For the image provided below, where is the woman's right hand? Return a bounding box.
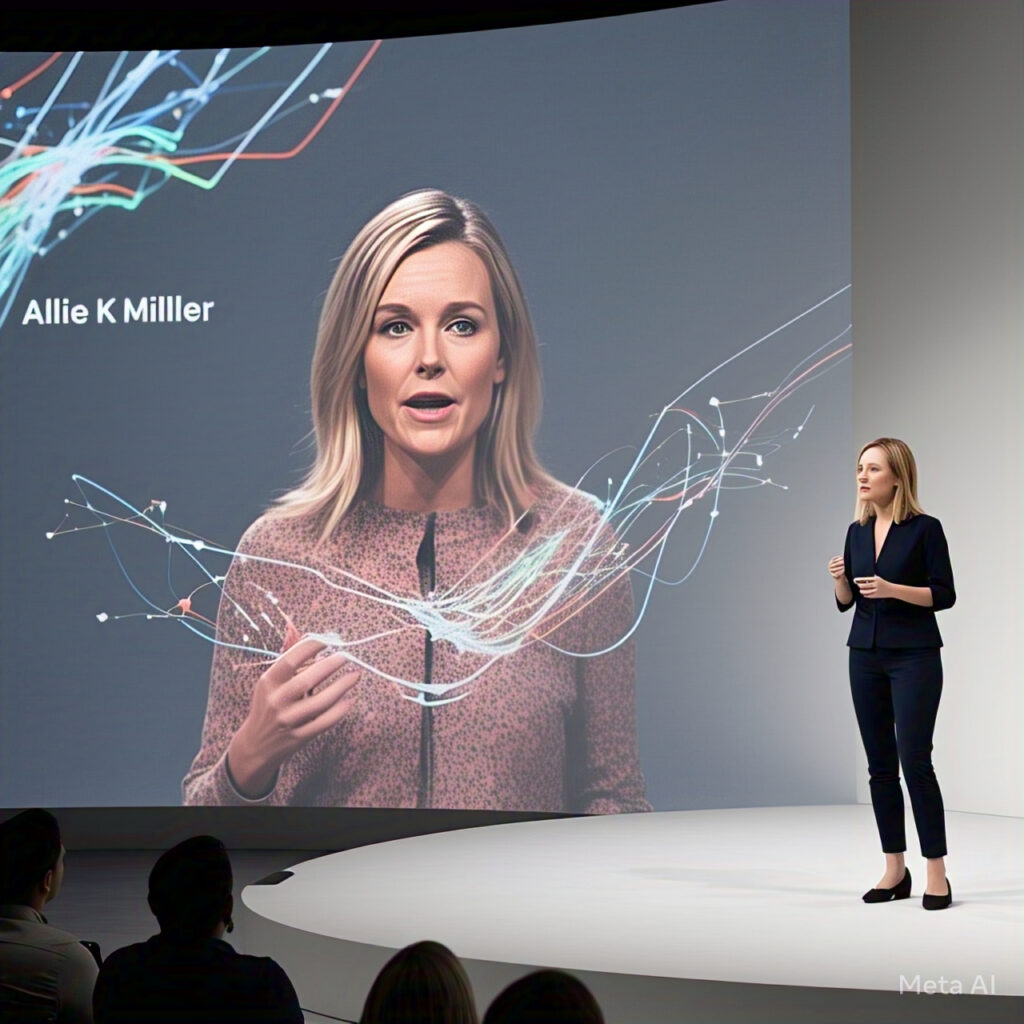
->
[226,637,359,798]
[829,554,854,606]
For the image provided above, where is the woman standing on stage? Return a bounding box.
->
[828,437,955,910]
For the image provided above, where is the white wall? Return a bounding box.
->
[851,0,1024,816]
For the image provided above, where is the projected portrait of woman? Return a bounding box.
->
[182,189,650,812]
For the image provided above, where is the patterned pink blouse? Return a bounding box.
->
[182,481,650,812]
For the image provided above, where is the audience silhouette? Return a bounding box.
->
[484,969,605,1024]
[2,818,610,1024]
[0,809,98,1023]
[359,939,479,1024]
[92,835,302,1024]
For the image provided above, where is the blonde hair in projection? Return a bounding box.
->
[270,189,554,542]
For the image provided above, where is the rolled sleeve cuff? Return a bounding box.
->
[185,752,279,805]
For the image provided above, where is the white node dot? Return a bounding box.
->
[709,397,720,407]
[96,612,108,622]
[192,540,205,550]
[45,531,54,540]
[709,509,720,518]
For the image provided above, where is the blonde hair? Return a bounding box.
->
[855,437,925,524]
[271,189,554,542]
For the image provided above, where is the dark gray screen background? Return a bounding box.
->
[0,1,851,807]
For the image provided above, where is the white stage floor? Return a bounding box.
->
[243,805,1024,1023]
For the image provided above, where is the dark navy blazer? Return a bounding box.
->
[838,513,955,648]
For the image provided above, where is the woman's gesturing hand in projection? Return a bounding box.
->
[226,637,359,798]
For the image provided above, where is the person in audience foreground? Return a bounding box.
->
[483,969,605,1024]
[0,809,98,1023]
[360,940,478,1024]
[92,835,302,1024]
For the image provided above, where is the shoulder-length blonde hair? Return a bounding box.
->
[855,437,925,524]
[271,189,554,542]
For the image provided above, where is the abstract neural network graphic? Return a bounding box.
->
[0,43,381,330]
[49,288,851,704]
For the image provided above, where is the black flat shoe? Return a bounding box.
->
[862,866,911,903]
[922,880,952,910]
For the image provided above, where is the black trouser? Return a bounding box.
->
[849,646,947,859]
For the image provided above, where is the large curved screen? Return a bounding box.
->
[0,1,851,808]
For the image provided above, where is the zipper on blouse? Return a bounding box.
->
[415,512,437,809]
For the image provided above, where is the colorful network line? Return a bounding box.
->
[49,286,851,704]
[0,43,381,330]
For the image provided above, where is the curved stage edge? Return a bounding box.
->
[242,806,1023,1023]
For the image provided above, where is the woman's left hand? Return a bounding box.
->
[852,574,893,599]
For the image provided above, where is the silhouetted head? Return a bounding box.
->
[0,809,64,907]
[360,940,478,1024]
[147,835,233,940]
[483,969,604,1024]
